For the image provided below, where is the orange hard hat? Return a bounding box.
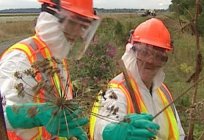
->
[131,18,172,50]
[38,0,99,19]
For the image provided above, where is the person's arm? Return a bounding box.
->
[6,102,88,139]
[93,88,127,140]
[0,50,88,139]
[0,50,33,129]
[94,88,159,140]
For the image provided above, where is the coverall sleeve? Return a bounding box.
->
[93,88,128,140]
[0,50,36,130]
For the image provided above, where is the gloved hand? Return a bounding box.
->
[6,103,88,140]
[102,113,160,140]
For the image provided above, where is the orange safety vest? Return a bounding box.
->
[2,35,72,140]
[89,73,179,140]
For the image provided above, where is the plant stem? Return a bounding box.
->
[119,59,140,114]
[198,130,204,140]
[187,0,201,139]
[153,77,204,119]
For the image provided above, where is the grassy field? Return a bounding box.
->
[0,12,204,138]
[0,13,37,41]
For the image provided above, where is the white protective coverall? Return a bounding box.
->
[0,12,72,139]
[93,43,185,140]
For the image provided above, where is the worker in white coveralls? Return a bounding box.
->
[0,0,101,139]
[90,18,185,140]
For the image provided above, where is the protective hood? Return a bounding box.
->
[35,12,72,59]
[121,43,165,90]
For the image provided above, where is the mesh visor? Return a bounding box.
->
[59,10,101,60]
[133,43,168,67]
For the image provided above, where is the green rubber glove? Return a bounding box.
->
[102,113,160,140]
[6,103,88,140]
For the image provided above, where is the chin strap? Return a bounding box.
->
[41,4,57,16]
[51,0,61,10]
[41,3,65,23]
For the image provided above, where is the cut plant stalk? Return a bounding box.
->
[119,59,140,114]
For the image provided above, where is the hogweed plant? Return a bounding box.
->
[13,57,102,139]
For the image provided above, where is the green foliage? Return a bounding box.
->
[193,124,204,139]
[179,63,193,74]
[70,42,118,89]
[96,17,126,44]
[179,95,191,107]
[197,13,204,35]
[169,0,204,36]
[169,0,195,15]
[114,21,125,43]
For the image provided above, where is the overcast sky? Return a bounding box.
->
[0,0,172,10]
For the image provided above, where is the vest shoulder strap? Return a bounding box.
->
[160,84,177,120]
[1,37,44,63]
[19,37,44,61]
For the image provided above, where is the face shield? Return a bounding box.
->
[58,9,101,60]
[132,43,168,82]
[133,43,168,67]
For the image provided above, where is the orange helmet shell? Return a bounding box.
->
[38,0,99,19]
[132,18,172,50]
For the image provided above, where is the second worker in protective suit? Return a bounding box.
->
[90,18,185,140]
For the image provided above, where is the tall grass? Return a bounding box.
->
[0,17,36,42]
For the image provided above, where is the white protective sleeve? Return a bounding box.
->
[93,88,127,140]
[0,50,39,139]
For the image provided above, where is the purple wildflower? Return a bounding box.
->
[106,44,116,58]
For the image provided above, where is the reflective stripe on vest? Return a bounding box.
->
[89,95,102,140]
[157,88,179,140]
[3,35,72,140]
[109,73,148,113]
[89,73,179,140]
